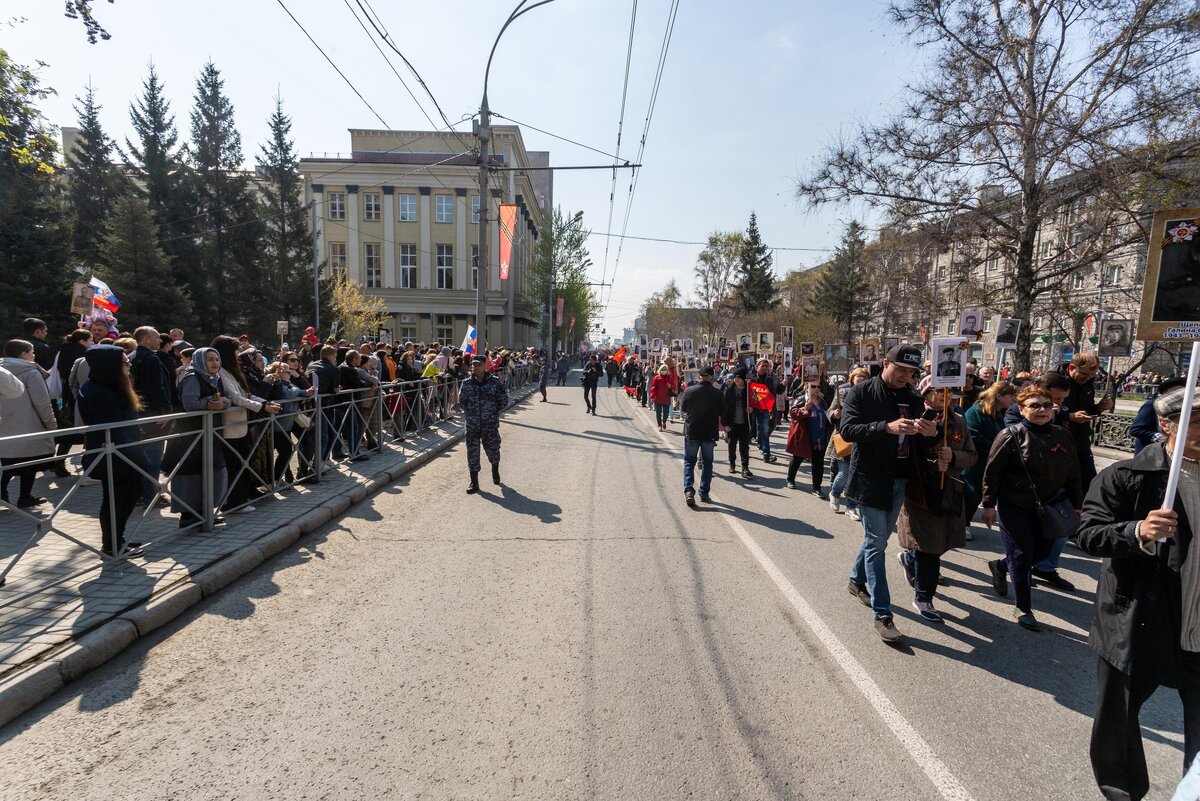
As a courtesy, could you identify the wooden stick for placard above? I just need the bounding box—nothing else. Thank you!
[940,388,950,489]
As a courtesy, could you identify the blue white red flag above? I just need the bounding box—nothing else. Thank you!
[460,325,478,357]
[89,277,120,312]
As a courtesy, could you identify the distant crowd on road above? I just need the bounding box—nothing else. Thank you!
[574,342,1197,801]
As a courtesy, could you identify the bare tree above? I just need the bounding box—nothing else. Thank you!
[797,0,1200,369]
[691,232,742,343]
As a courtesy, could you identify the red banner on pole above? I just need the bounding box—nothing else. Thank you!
[569,316,576,334]
[498,203,518,281]
[556,297,565,327]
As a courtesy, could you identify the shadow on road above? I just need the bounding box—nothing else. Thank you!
[478,485,562,523]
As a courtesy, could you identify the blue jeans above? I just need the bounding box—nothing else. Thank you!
[139,436,164,501]
[829,455,855,509]
[849,479,907,620]
[1033,534,1067,572]
[752,410,772,456]
[683,438,714,496]
[655,403,670,427]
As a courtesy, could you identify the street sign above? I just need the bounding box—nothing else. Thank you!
[1137,207,1200,340]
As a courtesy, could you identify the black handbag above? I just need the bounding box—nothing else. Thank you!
[1010,426,1080,542]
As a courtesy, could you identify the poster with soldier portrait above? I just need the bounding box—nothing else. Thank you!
[859,338,881,365]
[651,337,662,352]
[738,333,754,353]
[802,357,820,382]
[757,332,774,354]
[780,326,794,350]
[995,318,1021,345]
[799,342,816,357]
[1138,208,1200,340]
[782,347,794,375]
[683,338,694,355]
[1097,319,1134,357]
[930,337,968,388]
[825,343,849,373]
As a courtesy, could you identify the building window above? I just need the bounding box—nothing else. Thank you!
[933,320,941,335]
[328,192,346,221]
[435,314,453,345]
[364,242,381,288]
[1039,240,1052,259]
[1034,316,1044,331]
[363,193,381,221]
[983,318,992,333]
[1071,272,1085,290]
[947,318,955,335]
[399,194,417,222]
[937,264,947,280]
[328,242,347,277]
[398,325,417,341]
[399,244,417,289]
[1105,264,1122,285]
[471,195,480,223]
[436,244,454,289]
[471,244,479,290]
[435,194,453,223]
[986,253,999,274]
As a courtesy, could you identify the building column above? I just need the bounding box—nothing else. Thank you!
[311,183,325,276]
[455,188,468,292]
[382,186,396,288]
[346,185,360,283]
[419,187,432,289]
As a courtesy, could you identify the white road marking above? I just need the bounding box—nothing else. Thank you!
[629,399,979,801]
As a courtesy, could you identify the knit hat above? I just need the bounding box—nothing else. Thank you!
[733,367,749,379]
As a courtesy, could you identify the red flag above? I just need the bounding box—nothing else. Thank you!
[569,316,576,334]
[556,297,565,326]
[748,381,775,411]
[612,346,627,364]
[498,204,518,280]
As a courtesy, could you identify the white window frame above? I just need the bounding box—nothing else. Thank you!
[435,314,454,345]
[1071,272,1085,290]
[471,244,479,290]
[328,242,347,276]
[471,195,480,224]
[363,192,381,221]
[328,192,346,221]
[399,194,417,222]
[398,326,417,342]
[364,242,381,288]
[436,244,454,289]
[399,243,417,289]
[1105,264,1122,285]
[435,194,453,224]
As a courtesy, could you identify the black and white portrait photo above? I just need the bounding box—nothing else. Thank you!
[995,318,1020,345]
[1097,320,1134,357]
[930,337,968,388]
[959,310,983,337]
[738,333,753,352]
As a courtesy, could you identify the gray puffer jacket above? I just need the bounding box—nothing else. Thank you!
[0,357,56,457]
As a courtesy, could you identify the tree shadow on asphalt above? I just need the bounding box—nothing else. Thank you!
[502,420,663,455]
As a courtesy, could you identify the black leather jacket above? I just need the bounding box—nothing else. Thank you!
[981,421,1083,511]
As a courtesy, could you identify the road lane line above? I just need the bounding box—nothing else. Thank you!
[626,399,977,801]
[723,513,978,801]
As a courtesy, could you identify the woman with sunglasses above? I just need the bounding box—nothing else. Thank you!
[980,385,1083,631]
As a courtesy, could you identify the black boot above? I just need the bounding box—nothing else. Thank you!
[491,463,501,485]
[466,471,480,494]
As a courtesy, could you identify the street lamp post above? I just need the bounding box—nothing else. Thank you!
[477,0,561,351]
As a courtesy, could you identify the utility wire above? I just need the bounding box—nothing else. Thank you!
[600,0,639,293]
[491,113,626,162]
[588,231,833,251]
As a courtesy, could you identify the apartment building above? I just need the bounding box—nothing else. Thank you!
[300,126,550,348]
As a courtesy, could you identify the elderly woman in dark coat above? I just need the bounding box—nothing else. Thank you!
[1078,387,1200,801]
[896,380,977,623]
[165,347,231,529]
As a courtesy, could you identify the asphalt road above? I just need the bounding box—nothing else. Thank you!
[0,378,1189,801]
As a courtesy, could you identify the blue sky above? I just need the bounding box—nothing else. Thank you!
[6,0,921,336]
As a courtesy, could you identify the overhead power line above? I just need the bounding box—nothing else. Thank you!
[600,0,640,292]
[587,231,834,251]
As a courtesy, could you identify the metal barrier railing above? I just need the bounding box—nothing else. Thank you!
[0,369,534,588]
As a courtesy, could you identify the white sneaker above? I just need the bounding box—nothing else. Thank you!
[846,507,861,522]
[785,480,796,489]
[829,496,844,514]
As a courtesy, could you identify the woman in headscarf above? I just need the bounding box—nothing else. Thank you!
[76,345,146,556]
[210,335,280,513]
[166,347,231,529]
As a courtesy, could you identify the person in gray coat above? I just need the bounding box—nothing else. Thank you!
[0,340,56,507]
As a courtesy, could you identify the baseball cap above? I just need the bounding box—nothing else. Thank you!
[733,366,749,379]
[699,365,715,377]
[471,355,487,364]
[886,344,923,370]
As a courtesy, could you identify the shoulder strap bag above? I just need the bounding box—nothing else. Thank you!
[1008,425,1079,543]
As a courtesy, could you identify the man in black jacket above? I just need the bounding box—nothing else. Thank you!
[130,325,174,504]
[840,344,936,643]
[681,366,723,506]
[1079,387,1199,801]
[720,367,754,477]
[306,345,342,462]
[1067,353,1114,488]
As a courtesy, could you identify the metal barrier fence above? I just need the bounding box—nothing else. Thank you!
[0,367,536,587]
[1091,412,1136,452]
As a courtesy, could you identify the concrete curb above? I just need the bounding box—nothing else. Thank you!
[0,389,543,728]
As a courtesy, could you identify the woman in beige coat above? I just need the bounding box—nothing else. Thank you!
[896,380,977,623]
[0,339,57,507]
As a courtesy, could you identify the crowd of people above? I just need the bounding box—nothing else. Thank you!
[582,342,1195,801]
[0,314,540,556]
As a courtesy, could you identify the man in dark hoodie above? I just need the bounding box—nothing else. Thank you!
[720,367,755,477]
[129,326,174,504]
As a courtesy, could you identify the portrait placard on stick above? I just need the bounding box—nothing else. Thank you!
[825,343,849,373]
[1138,208,1200,340]
[738,333,753,353]
[859,337,881,365]
[799,342,816,357]
[683,338,694,355]
[651,337,662,352]
[802,356,820,382]
[782,347,794,374]
[995,318,1021,345]
[959,310,984,338]
[930,337,969,388]
[756,332,774,354]
[780,326,794,350]
[1097,320,1134,357]
[883,336,899,354]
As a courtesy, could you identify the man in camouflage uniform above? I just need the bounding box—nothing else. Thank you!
[461,355,509,493]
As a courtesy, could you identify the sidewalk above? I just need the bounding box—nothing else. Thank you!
[0,385,536,725]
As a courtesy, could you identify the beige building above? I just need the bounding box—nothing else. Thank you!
[300,127,550,348]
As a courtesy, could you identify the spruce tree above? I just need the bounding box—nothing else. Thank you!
[125,64,198,328]
[69,84,127,268]
[0,49,73,330]
[809,220,872,344]
[189,61,263,339]
[733,212,779,313]
[96,195,193,326]
[257,97,315,341]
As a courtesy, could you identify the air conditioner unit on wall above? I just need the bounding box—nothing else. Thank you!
[399,314,416,324]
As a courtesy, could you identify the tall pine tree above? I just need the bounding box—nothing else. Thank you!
[125,64,198,330]
[809,220,872,344]
[0,49,73,331]
[69,83,127,268]
[257,97,314,342]
[189,61,263,339]
[96,195,193,326]
[733,212,779,313]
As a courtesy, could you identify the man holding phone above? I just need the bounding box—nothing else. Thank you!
[1067,353,1113,489]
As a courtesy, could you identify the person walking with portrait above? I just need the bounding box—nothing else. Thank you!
[981,385,1083,631]
[681,366,722,506]
[582,355,602,415]
[1078,386,1200,801]
[784,382,830,495]
[720,367,754,477]
[840,344,935,643]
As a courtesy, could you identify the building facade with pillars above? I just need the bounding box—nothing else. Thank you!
[299,126,550,349]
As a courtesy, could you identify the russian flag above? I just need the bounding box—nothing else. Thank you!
[460,324,478,357]
[89,277,120,312]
